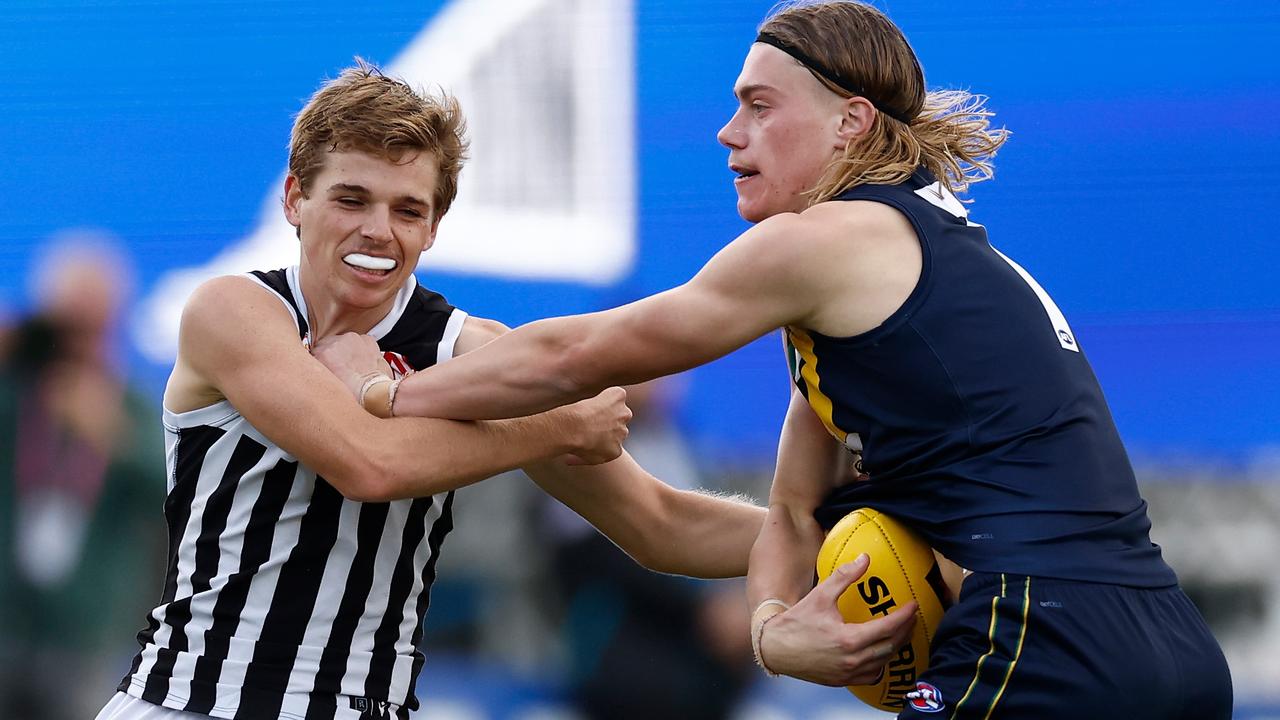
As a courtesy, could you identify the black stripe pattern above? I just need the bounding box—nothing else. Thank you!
[119,267,461,719]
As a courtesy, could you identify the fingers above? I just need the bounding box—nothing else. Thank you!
[834,607,917,686]
[598,386,627,402]
[862,599,918,648]
[814,554,871,603]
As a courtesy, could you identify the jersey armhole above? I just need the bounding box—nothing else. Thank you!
[243,272,304,336]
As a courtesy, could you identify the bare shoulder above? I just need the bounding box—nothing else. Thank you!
[168,274,300,412]
[799,199,917,249]
[183,274,290,327]
[179,275,304,371]
[708,211,837,282]
[793,199,924,336]
[454,315,512,356]
[726,202,913,268]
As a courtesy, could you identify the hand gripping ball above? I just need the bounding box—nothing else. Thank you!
[816,508,951,713]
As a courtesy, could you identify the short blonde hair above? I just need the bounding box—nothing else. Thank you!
[760,1,1009,202]
[289,59,470,217]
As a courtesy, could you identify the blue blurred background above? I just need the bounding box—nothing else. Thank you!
[2,1,1277,718]
[4,0,1276,465]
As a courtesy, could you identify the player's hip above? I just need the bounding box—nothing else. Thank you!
[899,572,1231,719]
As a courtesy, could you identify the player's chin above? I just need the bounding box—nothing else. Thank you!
[736,198,771,225]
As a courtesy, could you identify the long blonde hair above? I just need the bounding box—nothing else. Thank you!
[760,1,1009,203]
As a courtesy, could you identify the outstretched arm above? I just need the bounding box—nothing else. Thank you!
[370,213,836,420]
[747,387,917,685]
[466,316,766,577]
[173,276,630,503]
[318,315,766,578]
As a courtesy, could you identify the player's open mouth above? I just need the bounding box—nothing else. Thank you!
[730,164,759,183]
[343,253,397,276]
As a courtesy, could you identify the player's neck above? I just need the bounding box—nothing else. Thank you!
[297,271,399,343]
[305,298,390,343]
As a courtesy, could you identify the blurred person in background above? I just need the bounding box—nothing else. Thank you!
[541,376,754,720]
[0,233,166,720]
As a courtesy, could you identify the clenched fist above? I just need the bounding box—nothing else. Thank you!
[553,386,633,465]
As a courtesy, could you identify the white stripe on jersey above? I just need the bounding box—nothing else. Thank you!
[437,308,468,364]
[341,501,412,691]
[387,498,447,701]
[133,405,246,700]
[166,446,294,705]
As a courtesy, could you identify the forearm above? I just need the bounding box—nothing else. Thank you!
[395,318,600,420]
[747,503,825,607]
[340,413,571,501]
[525,456,765,579]
[644,488,765,578]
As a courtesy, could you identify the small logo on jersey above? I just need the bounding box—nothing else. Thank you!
[906,681,945,713]
[1058,329,1076,347]
[383,350,415,378]
[349,696,391,719]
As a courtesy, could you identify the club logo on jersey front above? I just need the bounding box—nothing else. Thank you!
[383,350,415,378]
[906,681,945,713]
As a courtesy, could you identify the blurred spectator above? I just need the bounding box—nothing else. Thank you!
[541,376,755,720]
[0,233,166,719]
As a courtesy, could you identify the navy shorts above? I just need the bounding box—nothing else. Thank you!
[898,572,1232,719]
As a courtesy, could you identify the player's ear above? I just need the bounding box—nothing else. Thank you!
[836,96,876,147]
[283,175,304,229]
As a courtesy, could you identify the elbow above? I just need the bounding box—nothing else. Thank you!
[326,464,398,504]
[326,451,468,504]
[519,317,606,400]
[619,531,667,574]
[549,336,609,400]
[633,546,684,576]
[321,441,411,503]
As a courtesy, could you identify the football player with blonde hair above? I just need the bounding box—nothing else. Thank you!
[321,4,1231,718]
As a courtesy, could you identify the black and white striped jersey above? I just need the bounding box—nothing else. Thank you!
[119,267,468,720]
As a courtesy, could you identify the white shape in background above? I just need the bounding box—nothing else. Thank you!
[133,0,635,363]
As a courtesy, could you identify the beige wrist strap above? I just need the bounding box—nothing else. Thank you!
[358,374,393,418]
[750,598,791,677]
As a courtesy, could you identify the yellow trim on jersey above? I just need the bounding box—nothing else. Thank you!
[785,327,848,444]
[983,578,1031,719]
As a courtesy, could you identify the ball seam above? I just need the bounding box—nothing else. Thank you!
[871,512,935,646]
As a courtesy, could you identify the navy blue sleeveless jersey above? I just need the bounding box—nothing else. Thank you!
[798,170,1176,588]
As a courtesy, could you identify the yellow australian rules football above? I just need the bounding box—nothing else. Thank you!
[816,507,949,713]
